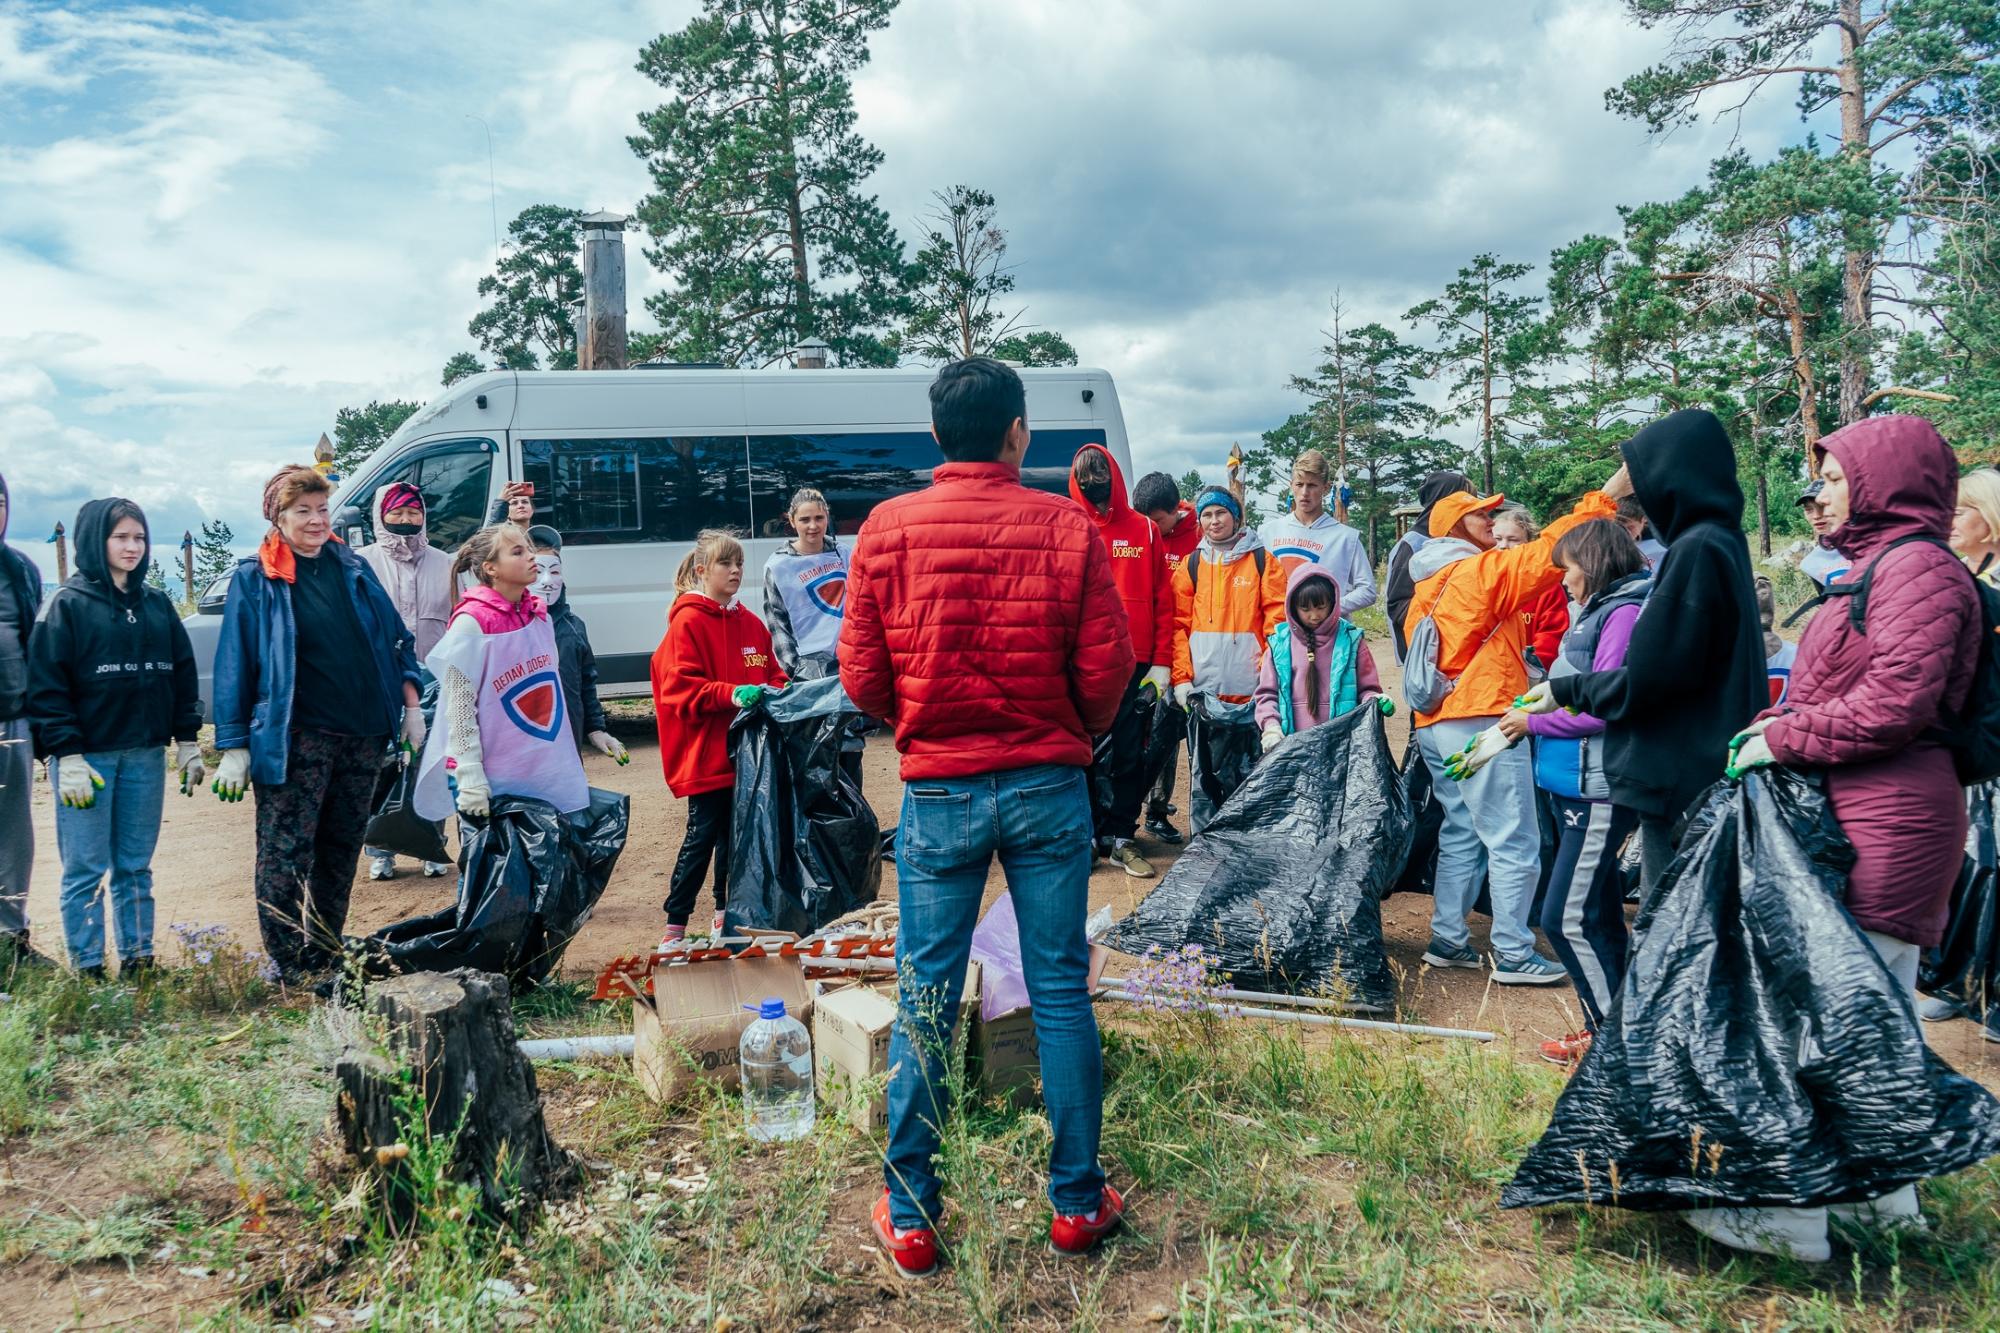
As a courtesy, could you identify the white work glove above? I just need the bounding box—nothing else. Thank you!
[1173,682,1193,711]
[1513,682,1561,716]
[1260,725,1283,754]
[1142,665,1171,696]
[212,750,251,802]
[1727,733,1777,781]
[57,757,103,809]
[1442,725,1514,783]
[454,758,491,817]
[588,729,630,765]
[176,741,205,796]
[1735,715,1776,741]
[401,705,428,754]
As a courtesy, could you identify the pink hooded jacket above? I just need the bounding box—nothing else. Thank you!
[1253,564,1382,734]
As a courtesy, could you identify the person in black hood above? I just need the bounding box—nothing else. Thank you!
[0,472,51,971]
[1517,410,1767,888]
[1385,471,1474,662]
[25,497,202,978]
[526,524,624,762]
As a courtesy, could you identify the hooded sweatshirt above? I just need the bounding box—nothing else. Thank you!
[1385,471,1473,661]
[762,534,849,675]
[1170,525,1286,701]
[25,498,200,758]
[1068,443,1173,667]
[1546,410,1768,821]
[527,532,610,746]
[357,486,455,660]
[1263,508,1377,617]
[651,592,788,797]
[1253,564,1382,734]
[0,471,44,720]
[1758,416,1980,947]
[1156,500,1202,579]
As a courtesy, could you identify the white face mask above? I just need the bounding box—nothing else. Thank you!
[531,553,564,604]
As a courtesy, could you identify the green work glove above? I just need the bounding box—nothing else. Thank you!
[1726,734,1776,781]
[731,685,766,710]
[211,749,251,802]
[1442,725,1513,783]
[1513,683,1560,715]
[1376,696,1396,717]
[57,758,104,809]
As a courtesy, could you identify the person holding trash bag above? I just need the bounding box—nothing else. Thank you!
[1254,564,1390,751]
[1493,519,1649,1063]
[1690,415,1984,1256]
[1408,474,1621,984]
[1516,410,1769,894]
[0,471,49,973]
[1133,470,1200,844]
[840,356,1133,1278]
[1171,487,1284,832]
[1069,443,1172,878]
[357,482,456,882]
[25,498,201,978]
[1385,470,1473,663]
[525,526,625,765]
[652,529,787,945]
[762,488,865,792]
[211,465,423,984]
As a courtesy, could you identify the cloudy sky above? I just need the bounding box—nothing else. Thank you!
[0,0,1810,566]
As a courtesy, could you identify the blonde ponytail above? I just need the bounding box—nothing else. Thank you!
[451,522,531,590]
[674,529,747,594]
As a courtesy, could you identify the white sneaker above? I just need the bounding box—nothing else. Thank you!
[367,855,395,881]
[1828,1188,1929,1239]
[421,861,451,878]
[1917,994,1962,1022]
[1683,1205,1831,1263]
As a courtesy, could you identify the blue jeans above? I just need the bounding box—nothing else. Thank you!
[885,763,1104,1229]
[1417,717,1541,960]
[53,748,164,968]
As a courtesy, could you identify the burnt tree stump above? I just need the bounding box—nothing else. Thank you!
[335,969,577,1224]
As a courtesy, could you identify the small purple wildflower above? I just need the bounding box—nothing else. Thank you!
[1122,943,1217,1014]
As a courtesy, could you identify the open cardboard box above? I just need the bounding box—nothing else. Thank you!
[634,948,814,1103]
[813,963,979,1131]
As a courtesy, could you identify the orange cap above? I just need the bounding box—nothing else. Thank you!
[1428,492,1505,539]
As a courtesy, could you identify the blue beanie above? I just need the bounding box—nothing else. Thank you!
[1194,488,1241,524]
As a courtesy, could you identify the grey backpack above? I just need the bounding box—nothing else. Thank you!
[1402,561,1465,714]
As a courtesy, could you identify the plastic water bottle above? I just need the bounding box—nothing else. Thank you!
[740,997,815,1142]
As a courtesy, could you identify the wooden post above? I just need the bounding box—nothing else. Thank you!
[52,522,66,583]
[578,211,629,371]
[335,970,578,1226]
[180,530,195,605]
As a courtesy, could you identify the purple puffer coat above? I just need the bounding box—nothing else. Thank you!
[1760,416,1980,948]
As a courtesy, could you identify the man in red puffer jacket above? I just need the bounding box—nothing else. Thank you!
[841,357,1133,1279]
[1068,442,1173,878]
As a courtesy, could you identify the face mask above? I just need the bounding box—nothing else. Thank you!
[1080,480,1112,507]
[382,515,424,536]
[531,554,563,604]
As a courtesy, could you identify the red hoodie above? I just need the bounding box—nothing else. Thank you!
[1156,500,1201,578]
[1067,443,1173,667]
[650,593,788,798]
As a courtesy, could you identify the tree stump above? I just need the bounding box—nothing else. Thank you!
[335,969,577,1225]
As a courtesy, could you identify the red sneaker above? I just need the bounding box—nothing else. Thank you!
[871,1190,939,1280]
[1539,1031,1592,1068]
[1050,1184,1125,1256]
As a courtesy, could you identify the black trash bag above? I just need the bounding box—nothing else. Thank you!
[364,788,630,988]
[1502,769,2000,1212]
[1186,694,1261,834]
[726,675,881,934]
[1389,747,1442,896]
[362,757,451,865]
[1088,678,1157,832]
[1920,780,2000,1019]
[1101,706,1408,1010]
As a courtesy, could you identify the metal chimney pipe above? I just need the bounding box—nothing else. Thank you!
[794,337,830,370]
[578,210,629,371]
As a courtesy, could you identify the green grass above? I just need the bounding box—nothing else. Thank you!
[2,956,1998,1330]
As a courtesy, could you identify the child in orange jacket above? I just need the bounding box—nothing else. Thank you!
[650,530,788,942]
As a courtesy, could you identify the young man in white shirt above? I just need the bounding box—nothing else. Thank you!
[1262,450,1376,617]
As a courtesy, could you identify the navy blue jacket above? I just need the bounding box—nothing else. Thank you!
[212,538,419,784]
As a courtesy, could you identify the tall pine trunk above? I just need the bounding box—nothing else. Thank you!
[1836,0,1872,424]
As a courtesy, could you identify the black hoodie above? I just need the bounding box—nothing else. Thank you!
[0,471,44,720]
[25,498,200,758]
[1546,410,1767,820]
[1384,470,1474,660]
[525,526,609,745]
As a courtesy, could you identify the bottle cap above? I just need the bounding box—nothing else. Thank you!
[745,997,787,1020]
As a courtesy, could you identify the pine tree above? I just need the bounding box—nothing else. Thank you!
[468,205,584,371]
[1405,254,1542,492]
[630,0,908,367]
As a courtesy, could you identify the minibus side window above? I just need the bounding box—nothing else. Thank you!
[342,438,495,550]
[520,436,752,544]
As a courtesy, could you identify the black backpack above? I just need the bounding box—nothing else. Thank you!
[1794,535,2000,784]
[1186,546,1267,596]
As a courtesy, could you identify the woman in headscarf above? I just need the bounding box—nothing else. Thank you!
[211,465,423,984]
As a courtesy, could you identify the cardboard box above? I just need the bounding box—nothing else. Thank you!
[971,1006,1040,1107]
[813,964,979,1131]
[634,955,813,1103]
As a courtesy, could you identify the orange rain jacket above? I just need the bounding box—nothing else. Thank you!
[1170,529,1288,703]
[1403,491,1618,728]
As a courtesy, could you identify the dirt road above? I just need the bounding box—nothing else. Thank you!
[18,641,2000,1079]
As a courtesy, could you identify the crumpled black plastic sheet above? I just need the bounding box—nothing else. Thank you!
[364,788,629,988]
[1185,693,1261,834]
[1503,770,2000,1211]
[1101,706,1409,1010]
[726,675,881,935]
[1920,780,2000,1023]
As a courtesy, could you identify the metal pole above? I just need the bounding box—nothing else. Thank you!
[180,530,195,606]
[519,1034,634,1061]
[1099,977,1387,1016]
[1097,988,1495,1043]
